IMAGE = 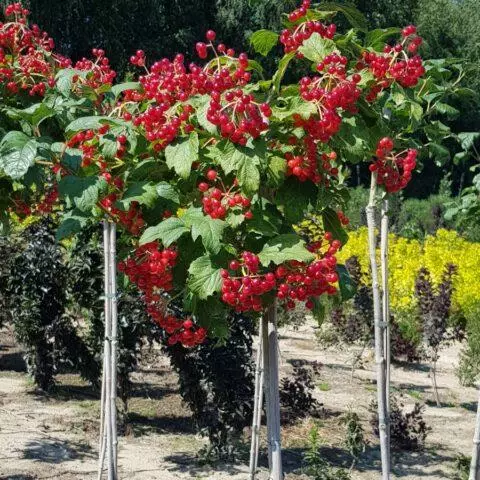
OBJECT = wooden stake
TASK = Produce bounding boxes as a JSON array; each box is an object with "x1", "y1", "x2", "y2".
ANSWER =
[
  {"x1": 262, "y1": 302, "x2": 283, "y2": 480},
  {"x1": 367, "y1": 174, "x2": 390, "y2": 480},
  {"x1": 380, "y1": 199, "x2": 391, "y2": 449},
  {"x1": 109, "y1": 222, "x2": 118, "y2": 477},
  {"x1": 470, "y1": 386, "x2": 480, "y2": 480},
  {"x1": 249, "y1": 321, "x2": 264, "y2": 480}
]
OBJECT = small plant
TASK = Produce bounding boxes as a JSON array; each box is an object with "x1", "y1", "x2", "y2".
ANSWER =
[
  {"x1": 415, "y1": 264, "x2": 456, "y2": 406},
  {"x1": 451, "y1": 453, "x2": 470, "y2": 480},
  {"x1": 341, "y1": 410, "x2": 366, "y2": 467},
  {"x1": 280, "y1": 363, "x2": 321, "y2": 421},
  {"x1": 369, "y1": 395, "x2": 431, "y2": 451},
  {"x1": 303, "y1": 424, "x2": 351, "y2": 480}
]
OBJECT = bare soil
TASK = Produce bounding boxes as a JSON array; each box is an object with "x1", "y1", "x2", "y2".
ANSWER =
[{"x1": 0, "y1": 320, "x2": 476, "y2": 480}]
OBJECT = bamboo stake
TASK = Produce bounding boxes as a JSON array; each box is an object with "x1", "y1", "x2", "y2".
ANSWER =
[
  {"x1": 109, "y1": 222, "x2": 119, "y2": 477},
  {"x1": 380, "y1": 199, "x2": 391, "y2": 448},
  {"x1": 249, "y1": 321, "x2": 264, "y2": 480},
  {"x1": 366, "y1": 174, "x2": 390, "y2": 480},
  {"x1": 262, "y1": 302, "x2": 283, "y2": 480},
  {"x1": 254, "y1": 356, "x2": 264, "y2": 474},
  {"x1": 469, "y1": 385, "x2": 480, "y2": 480}
]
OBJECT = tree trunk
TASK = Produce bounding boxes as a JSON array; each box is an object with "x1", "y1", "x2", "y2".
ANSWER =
[
  {"x1": 262, "y1": 302, "x2": 283, "y2": 480},
  {"x1": 469, "y1": 385, "x2": 480, "y2": 480},
  {"x1": 431, "y1": 359, "x2": 441, "y2": 407},
  {"x1": 249, "y1": 320, "x2": 264, "y2": 480},
  {"x1": 366, "y1": 174, "x2": 390, "y2": 480}
]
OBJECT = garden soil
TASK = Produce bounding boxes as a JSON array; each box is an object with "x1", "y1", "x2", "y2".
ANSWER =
[{"x1": 0, "y1": 320, "x2": 475, "y2": 479}]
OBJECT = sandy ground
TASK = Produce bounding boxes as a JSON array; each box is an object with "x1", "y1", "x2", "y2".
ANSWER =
[{"x1": 0, "y1": 320, "x2": 476, "y2": 480}]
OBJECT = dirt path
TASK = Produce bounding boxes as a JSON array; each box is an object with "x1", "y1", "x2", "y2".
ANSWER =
[{"x1": 0, "y1": 321, "x2": 476, "y2": 479}]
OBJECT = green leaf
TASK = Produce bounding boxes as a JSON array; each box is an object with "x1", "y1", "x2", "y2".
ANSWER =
[
  {"x1": 318, "y1": 2, "x2": 367, "y2": 29},
  {"x1": 139, "y1": 217, "x2": 189, "y2": 246},
  {"x1": 58, "y1": 175, "x2": 107, "y2": 212},
  {"x1": 364, "y1": 28, "x2": 401, "y2": 51},
  {"x1": 55, "y1": 69, "x2": 84, "y2": 97},
  {"x1": 191, "y1": 215, "x2": 225, "y2": 254},
  {"x1": 267, "y1": 156, "x2": 287, "y2": 187},
  {"x1": 117, "y1": 181, "x2": 158, "y2": 208},
  {"x1": 195, "y1": 95, "x2": 217, "y2": 134},
  {"x1": 276, "y1": 177, "x2": 317, "y2": 223},
  {"x1": 250, "y1": 29, "x2": 279, "y2": 56},
  {"x1": 458, "y1": 132, "x2": 480, "y2": 151},
  {"x1": 56, "y1": 209, "x2": 90, "y2": 240},
  {"x1": 429, "y1": 142, "x2": 450, "y2": 166},
  {"x1": 156, "y1": 182, "x2": 180, "y2": 205},
  {"x1": 272, "y1": 96, "x2": 317, "y2": 120},
  {"x1": 17, "y1": 103, "x2": 55, "y2": 127},
  {"x1": 66, "y1": 116, "x2": 116, "y2": 135},
  {"x1": 435, "y1": 102, "x2": 459, "y2": 119},
  {"x1": 0, "y1": 136, "x2": 37, "y2": 180},
  {"x1": 273, "y1": 52, "x2": 295, "y2": 93},
  {"x1": 258, "y1": 234, "x2": 315, "y2": 266},
  {"x1": 322, "y1": 208, "x2": 348, "y2": 245},
  {"x1": 298, "y1": 33, "x2": 336, "y2": 63},
  {"x1": 188, "y1": 255, "x2": 223, "y2": 299},
  {"x1": 111, "y1": 81, "x2": 141, "y2": 97},
  {"x1": 219, "y1": 141, "x2": 261, "y2": 195},
  {"x1": 337, "y1": 264, "x2": 356, "y2": 301},
  {"x1": 165, "y1": 132, "x2": 199, "y2": 179},
  {"x1": 100, "y1": 134, "x2": 118, "y2": 159}
]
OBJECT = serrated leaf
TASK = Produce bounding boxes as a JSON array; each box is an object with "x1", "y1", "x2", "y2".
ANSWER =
[
  {"x1": 58, "y1": 175, "x2": 107, "y2": 212},
  {"x1": 111, "y1": 81, "x2": 141, "y2": 97},
  {"x1": 0, "y1": 138, "x2": 37, "y2": 179},
  {"x1": 435, "y1": 102, "x2": 459, "y2": 118},
  {"x1": 56, "y1": 209, "x2": 90, "y2": 240},
  {"x1": 165, "y1": 132, "x2": 199, "y2": 178},
  {"x1": 318, "y1": 2, "x2": 367, "y2": 29},
  {"x1": 156, "y1": 182, "x2": 180, "y2": 204},
  {"x1": 17, "y1": 103, "x2": 55, "y2": 127},
  {"x1": 364, "y1": 28, "x2": 401, "y2": 51},
  {"x1": 322, "y1": 207, "x2": 348, "y2": 245},
  {"x1": 458, "y1": 132, "x2": 480, "y2": 151},
  {"x1": 100, "y1": 134, "x2": 118, "y2": 159},
  {"x1": 195, "y1": 95, "x2": 217, "y2": 134},
  {"x1": 188, "y1": 255, "x2": 222, "y2": 299},
  {"x1": 188, "y1": 211, "x2": 226, "y2": 254},
  {"x1": 337, "y1": 264, "x2": 356, "y2": 301},
  {"x1": 250, "y1": 29, "x2": 279, "y2": 56},
  {"x1": 429, "y1": 143, "x2": 450, "y2": 166},
  {"x1": 272, "y1": 96, "x2": 317, "y2": 120},
  {"x1": 267, "y1": 156, "x2": 286, "y2": 187},
  {"x1": 117, "y1": 181, "x2": 158, "y2": 208},
  {"x1": 258, "y1": 234, "x2": 315, "y2": 266},
  {"x1": 226, "y1": 211, "x2": 245, "y2": 228},
  {"x1": 66, "y1": 116, "x2": 116, "y2": 135},
  {"x1": 298, "y1": 32, "x2": 336, "y2": 63},
  {"x1": 139, "y1": 217, "x2": 189, "y2": 246},
  {"x1": 219, "y1": 141, "x2": 261, "y2": 195},
  {"x1": 276, "y1": 177, "x2": 317, "y2": 223}
]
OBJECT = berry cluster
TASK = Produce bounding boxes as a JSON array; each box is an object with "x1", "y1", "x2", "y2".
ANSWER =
[
  {"x1": 280, "y1": 0, "x2": 336, "y2": 55},
  {"x1": 220, "y1": 235, "x2": 340, "y2": 313},
  {"x1": 198, "y1": 172, "x2": 252, "y2": 220},
  {"x1": 369, "y1": 137, "x2": 417, "y2": 193},
  {"x1": 361, "y1": 27, "x2": 425, "y2": 100},
  {"x1": 206, "y1": 90, "x2": 270, "y2": 145}
]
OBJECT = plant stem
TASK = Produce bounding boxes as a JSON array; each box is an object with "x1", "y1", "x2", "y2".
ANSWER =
[
  {"x1": 366, "y1": 173, "x2": 390, "y2": 480},
  {"x1": 262, "y1": 301, "x2": 283, "y2": 480}
]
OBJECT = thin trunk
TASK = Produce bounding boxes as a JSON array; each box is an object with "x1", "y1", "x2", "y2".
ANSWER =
[
  {"x1": 366, "y1": 173, "x2": 390, "y2": 480},
  {"x1": 262, "y1": 302, "x2": 283, "y2": 480},
  {"x1": 380, "y1": 199, "x2": 391, "y2": 447},
  {"x1": 249, "y1": 321, "x2": 264, "y2": 480},
  {"x1": 431, "y1": 358, "x2": 441, "y2": 407},
  {"x1": 109, "y1": 222, "x2": 118, "y2": 477},
  {"x1": 469, "y1": 385, "x2": 480, "y2": 480},
  {"x1": 98, "y1": 220, "x2": 111, "y2": 480}
]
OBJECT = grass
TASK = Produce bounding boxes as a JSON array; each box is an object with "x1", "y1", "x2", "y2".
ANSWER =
[
  {"x1": 318, "y1": 381, "x2": 331, "y2": 392},
  {"x1": 407, "y1": 389, "x2": 423, "y2": 400}
]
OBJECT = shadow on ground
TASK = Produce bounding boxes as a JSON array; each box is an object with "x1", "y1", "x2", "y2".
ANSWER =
[{"x1": 22, "y1": 438, "x2": 93, "y2": 464}]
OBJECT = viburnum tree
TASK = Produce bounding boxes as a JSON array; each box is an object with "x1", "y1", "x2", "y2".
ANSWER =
[{"x1": 0, "y1": 1, "x2": 432, "y2": 477}]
